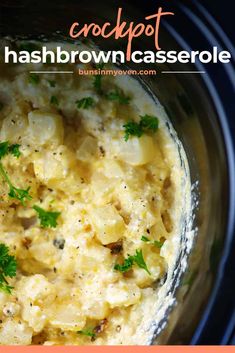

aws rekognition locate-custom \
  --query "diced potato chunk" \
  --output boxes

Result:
[102,160,124,178]
[0,115,28,141]
[22,305,47,333]
[90,205,125,245]
[0,292,8,311]
[106,281,141,307]
[119,135,155,166]
[76,245,113,272]
[28,110,64,145]
[91,172,115,204]
[16,275,56,305]
[133,199,157,228]
[29,241,59,268]
[80,109,103,135]
[82,296,109,320]
[132,251,164,286]
[80,276,111,319]
[76,136,97,162]
[0,318,33,345]
[47,303,86,331]
[33,145,75,183]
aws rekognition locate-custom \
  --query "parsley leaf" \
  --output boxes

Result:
[77,329,96,340]
[46,57,52,64]
[114,249,151,275]
[132,249,151,275]
[0,141,21,159]
[96,63,105,70]
[8,184,31,206]
[141,235,150,242]
[114,256,134,273]
[0,143,31,205]
[106,88,130,105]
[0,141,9,159]
[0,243,17,294]
[153,240,164,249]
[48,80,56,87]
[93,63,105,93]
[18,42,40,53]
[140,114,159,132]
[8,144,21,158]
[141,235,164,249]
[123,115,159,141]
[50,95,59,106]
[29,73,40,85]
[61,53,66,61]
[8,185,31,205]
[76,97,95,109]
[123,121,143,142]
[0,178,30,205]
[93,76,102,93]
[33,205,61,228]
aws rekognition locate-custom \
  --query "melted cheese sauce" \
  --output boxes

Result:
[0,42,191,345]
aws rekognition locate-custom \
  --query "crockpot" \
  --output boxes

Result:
[0,0,234,345]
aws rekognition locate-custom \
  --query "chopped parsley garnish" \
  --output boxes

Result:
[18,42,40,53]
[114,249,151,275]
[95,63,105,70]
[33,205,61,228]
[93,63,105,93]
[77,329,96,340]
[48,80,56,87]
[153,240,164,248]
[76,97,95,109]
[8,144,21,158]
[29,73,40,85]
[93,76,102,93]
[106,88,130,105]
[139,114,159,132]
[46,57,52,64]
[133,249,151,274]
[0,163,31,205]
[114,256,133,273]
[141,235,150,242]
[123,114,159,141]
[0,243,17,294]
[0,141,9,159]
[0,141,31,205]
[8,185,31,205]
[141,235,164,248]
[0,141,21,159]
[123,121,143,141]
[50,95,59,106]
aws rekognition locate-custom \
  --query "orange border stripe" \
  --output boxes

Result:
[1,346,235,353]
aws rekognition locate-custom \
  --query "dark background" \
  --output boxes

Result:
[203,0,232,38]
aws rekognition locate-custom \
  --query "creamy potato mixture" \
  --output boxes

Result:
[0,42,190,345]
